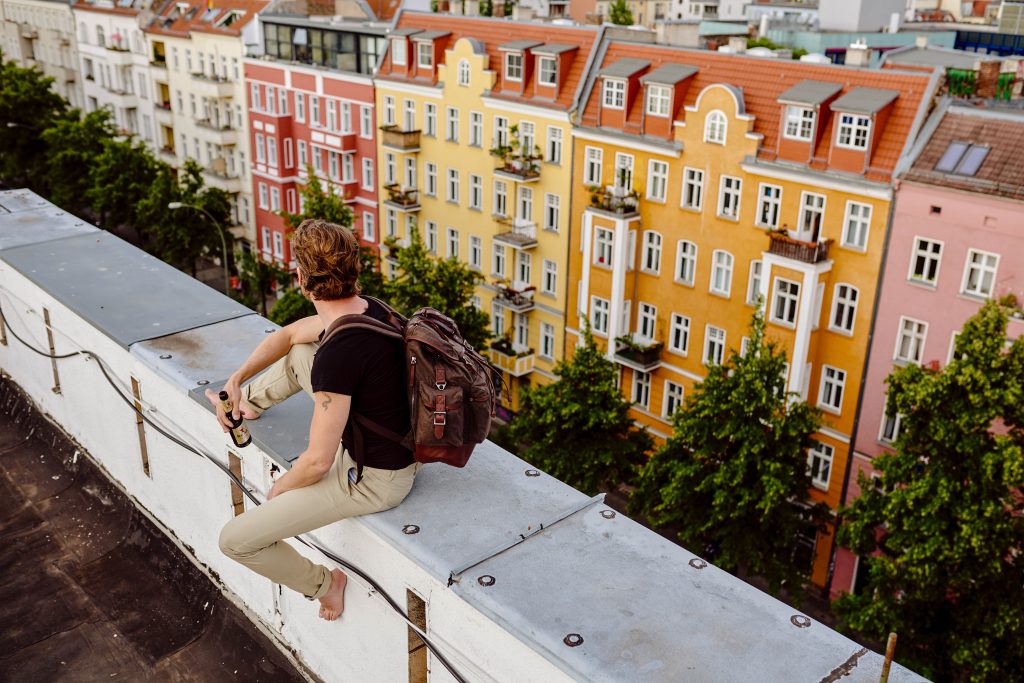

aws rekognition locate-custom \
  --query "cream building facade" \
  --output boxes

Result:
[1,0,84,109]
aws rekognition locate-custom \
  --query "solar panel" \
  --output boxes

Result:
[934,141,967,172]
[955,145,990,177]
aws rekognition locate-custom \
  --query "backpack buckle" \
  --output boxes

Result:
[432,411,447,426]
[436,382,446,391]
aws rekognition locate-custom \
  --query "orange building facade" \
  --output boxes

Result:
[566,41,936,585]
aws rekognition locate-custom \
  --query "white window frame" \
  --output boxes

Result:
[546,126,562,164]
[469,111,483,147]
[807,442,833,490]
[647,159,668,202]
[540,322,555,359]
[717,175,741,220]
[544,193,560,232]
[704,325,726,366]
[908,237,943,286]
[770,277,800,328]
[424,102,436,137]
[710,250,734,297]
[961,249,999,298]
[842,201,872,251]
[493,180,508,217]
[646,84,671,117]
[425,162,437,197]
[446,168,460,203]
[446,107,459,142]
[799,192,826,240]
[469,235,482,270]
[457,59,470,87]
[542,259,557,296]
[675,240,697,286]
[829,284,859,335]
[637,302,657,342]
[818,365,847,414]
[669,313,690,355]
[416,41,433,69]
[591,296,610,336]
[746,260,762,306]
[663,381,684,418]
[631,371,652,409]
[894,316,928,364]
[594,227,613,267]
[391,38,407,66]
[492,243,506,277]
[537,56,557,86]
[504,52,523,82]
[756,183,782,229]
[641,230,662,275]
[446,227,459,258]
[784,105,815,141]
[602,79,625,109]
[584,146,603,186]
[362,212,375,241]
[681,167,703,210]
[836,113,871,150]
[704,110,727,144]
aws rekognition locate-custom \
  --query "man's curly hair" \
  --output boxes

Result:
[292,219,361,301]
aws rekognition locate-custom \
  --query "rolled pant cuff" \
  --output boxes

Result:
[307,566,333,601]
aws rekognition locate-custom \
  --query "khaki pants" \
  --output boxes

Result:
[218,343,418,600]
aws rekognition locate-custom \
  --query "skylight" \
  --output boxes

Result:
[933,141,990,177]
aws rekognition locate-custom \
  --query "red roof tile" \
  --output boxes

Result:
[144,0,271,38]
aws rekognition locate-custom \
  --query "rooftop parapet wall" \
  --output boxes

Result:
[0,189,928,682]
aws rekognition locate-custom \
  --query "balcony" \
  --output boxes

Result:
[202,158,242,193]
[493,217,537,249]
[613,334,664,372]
[190,73,233,98]
[767,230,832,264]
[493,280,535,313]
[20,23,37,40]
[195,118,239,145]
[154,102,173,124]
[380,125,420,152]
[488,339,535,377]
[61,66,76,83]
[587,185,639,218]
[159,146,177,161]
[382,184,420,212]
[105,46,135,66]
[105,88,138,108]
[493,156,541,183]
[150,58,168,73]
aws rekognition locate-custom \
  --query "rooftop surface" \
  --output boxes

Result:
[0,379,305,682]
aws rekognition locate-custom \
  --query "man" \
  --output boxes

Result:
[207,219,417,621]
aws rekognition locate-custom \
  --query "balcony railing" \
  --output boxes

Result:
[493,157,541,183]
[493,280,535,312]
[380,125,421,151]
[613,334,664,371]
[383,184,420,211]
[588,185,639,217]
[494,217,537,249]
[488,340,535,376]
[767,231,832,264]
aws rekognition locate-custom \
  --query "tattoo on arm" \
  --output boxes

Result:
[320,393,332,412]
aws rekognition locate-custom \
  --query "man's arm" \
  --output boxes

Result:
[268,391,350,499]
[210,314,324,431]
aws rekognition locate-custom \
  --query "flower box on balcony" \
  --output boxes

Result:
[614,335,663,370]
[767,230,832,264]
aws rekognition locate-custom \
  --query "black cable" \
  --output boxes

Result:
[0,301,469,683]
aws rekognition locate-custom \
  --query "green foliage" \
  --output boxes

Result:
[235,250,290,317]
[608,0,633,25]
[383,228,491,350]
[40,109,118,212]
[630,305,826,595]
[836,301,1024,682]
[505,322,653,494]
[86,136,162,233]
[270,288,316,326]
[0,52,68,190]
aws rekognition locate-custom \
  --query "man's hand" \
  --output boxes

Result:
[205,377,242,433]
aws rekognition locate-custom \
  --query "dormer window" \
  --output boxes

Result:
[646,84,670,117]
[705,111,727,144]
[391,39,407,66]
[458,59,470,87]
[603,79,625,109]
[837,113,871,150]
[537,56,557,86]
[417,42,433,68]
[784,106,815,141]
[505,52,523,81]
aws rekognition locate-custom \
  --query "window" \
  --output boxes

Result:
[909,238,942,285]
[425,163,437,197]
[646,84,670,117]
[492,243,506,276]
[668,314,690,355]
[384,153,396,185]
[284,139,294,168]
[771,278,800,326]
[591,297,610,335]
[962,249,999,298]
[642,231,662,274]
[425,221,437,253]
[362,157,374,190]
[584,147,603,185]
[267,138,278,167]
[675,241,697,285]
[257,182,269,209]
[457,59,470,86]
[540,323,555,359]
[297,140,307,167]
[746,260,763,305]
[757,184,781,228]
[935,141,990,176]
[270,187,281,211]
[710,250,734,296]
[895,317,927,364]
[446,168,460,203]
[341,103,351,133]
[402,99,415,131]
[469,235,482,270]
[261,226,270,252]
[632,371,651,409]
[470,112,483,146]
[360,105,372,138]
[637,302,657,341]
[385,209,397,238]
[424,103,436,136]
[361,211,375,241]
[663,381,685,418]
[446,227,459,258]
[546,126,562,164]
[505,52,523,81]
[681,168,703,210]
[603,79,625,109]
[837,113,870,150]
[520,121,535,156]
[493,180,508,217]
[255,133,266,163]
[469,174,482,210]
[818,366,846,413]
[784,106,815,141]
[515,313,529,349]
[544,193,560,232]
[382,95,395,126]
[704,110,727,144]
[880,403,902,444]
[830,284,858,334]
[517,251,531,283]
[594,227,613,266]
[807,442,833,490]
[537,56,557,86]
[542,259,557,296]
[416,41,433,68]
[704,325,726,365]
[494,116,509,147]
[517,186,533,221]
[446,107,459,142]
[647,160,668,201]
[799,193,826,240]
[842,202,871,250]
[296,93,306,122]
[492,303,505,338]
[342,153,354,183]
[326,100,337,131]
[613,153,633,191]
[273,232,284,259]
[718,176,741,219]
[391,38,407,66]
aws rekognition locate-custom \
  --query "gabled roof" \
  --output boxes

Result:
[578,40,934,182]
[145,0,270,37]
[831,87,899,115]
[380,12,601,112]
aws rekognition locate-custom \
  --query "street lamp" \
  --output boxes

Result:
[167,201,231,295]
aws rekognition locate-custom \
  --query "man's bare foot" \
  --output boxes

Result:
[318,569,347,621]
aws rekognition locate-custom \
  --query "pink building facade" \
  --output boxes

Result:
[245,60,380,270]
[830,104,1024,598]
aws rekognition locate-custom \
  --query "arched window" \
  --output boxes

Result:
[96,25,105,48]
[79,22,87,44]
[457,59,470,87]
[704,110,727,144]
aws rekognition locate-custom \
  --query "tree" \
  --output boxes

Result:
[383,228,491,350]
[505,322,652,494]
[630,305,825,595]
[235,250,290,317]
[40,109,118,213]
[87,136,161,235]
[608,0,633,25]
[836,300,1024,682]
[270,288,316,326]
[0,52,68,190]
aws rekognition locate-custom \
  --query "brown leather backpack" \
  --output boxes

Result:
[321,297,499,479]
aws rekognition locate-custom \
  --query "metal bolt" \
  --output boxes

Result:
[159,354,172,360]
[478,575,495,587]
[790,615,811,629]
[688,558,707,570]
[563,633,584,647]
[402,524,420,535]
[197,379,209,385]
[265,328,275,334]
[525,469,540,477]
[600,510,616,519]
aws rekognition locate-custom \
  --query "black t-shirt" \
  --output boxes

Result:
[310,297,414,470]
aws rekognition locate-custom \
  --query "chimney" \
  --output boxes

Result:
[915,35,928,48]
[975,60,1002,98]
[464,0,479,14]
[759,14,769,36]
[728,36,748,53]
[512,5,534,20]
[845,40,872,67]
